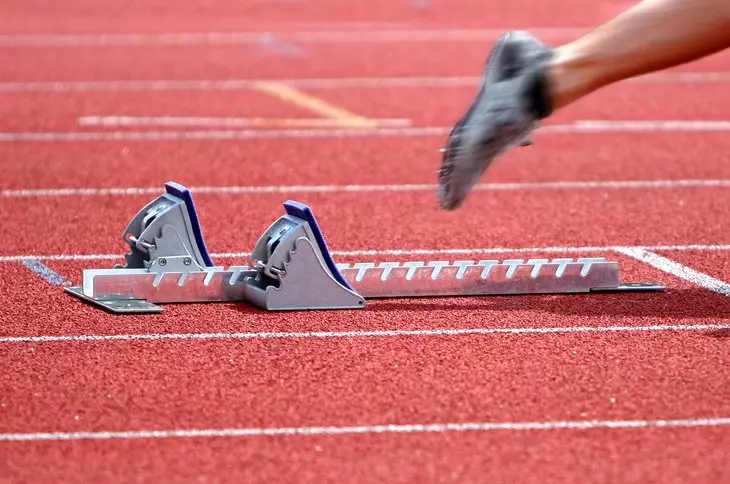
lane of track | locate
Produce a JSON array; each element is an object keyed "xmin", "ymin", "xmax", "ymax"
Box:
[
  {"xmin": 2, "ymin": 43, "xmax": 729, "ymax": 82},
  {"xmin": 2, "ymin": 132, "xmax": 730, "ymax": 190},
  {"xmin": 0, "ymin": 0, "xmax": 632, "ymax": 35},
  {"xmin": 3, "ymin": 82, "xmax": 730, "ymax": 131},
  {"xmin": 0, "ymin": 43, "xmax": 546, "ymax": 82},
  {"xmin": 0, "ymin": 90, "xmax": 325, "ymax": 132},
  {"xmin": 1, "ymin": 328, "xmax": 727, "ymax": 434},
  {"xmin": 304, "ymin": 82, "xmax": 730, "ymax": 125},
  {"xmin": 3, "ymin": 426, "xmax": 727, "ymax": 483},
  {"xmin": 1, "ymin": 188, "xmax": 727, "ymax": 256},
  {"xmin": 4, "ymin": 252, "xmax": 729, "ymax": 338}
]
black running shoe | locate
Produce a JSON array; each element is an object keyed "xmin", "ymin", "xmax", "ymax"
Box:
[{"xmin": 437, "ymin": 30, "xmax": 555, "ymax": 210}]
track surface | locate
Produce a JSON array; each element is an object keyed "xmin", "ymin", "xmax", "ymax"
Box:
[{"xmin": 1, "ymin": 1, "xmax": 729, "ymax": 483}]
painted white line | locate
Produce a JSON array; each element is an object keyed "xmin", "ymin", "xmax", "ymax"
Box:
[
  {"xmin": 634, "ymin": 72, "xmax": 730, "ymax": 83},
  {"xmin": 615, "ymin": 248, "xmax": 730, "ymax": 296},
  {"xmin": 0, "ymin": 76, "xmax": 478, "ymax": 92},
  {"xmin": 1, "ymin": 187, "xmax": 163, "ymax": 197},
  {"xmin": 0, "ymin": 126, "xmax": 449, "ymax": 142},
  {"xmin": 2, "ymin": 72, "xmax": 729, "ymax": 92},
  {"xmin": 2, "ymin": 243, "xmax": 730, "ymax": 264},
  {"xmin": 2, "ymin": 417, "xmax": 728, "ymax": 442},
  {"xmin": 4, "ymin": 120, "xmax": 730, "ymax": 142},
  {"xmin": 0, "ymin": 28, "xmax": 586, "ymax": 47},
  {"xmin": 336, "ymin": 244, "xmax": 730, "ymax": 258},
  {"xmin": 3, "ymin": 179, "xmax": 730, "ymax": 198},
  {"xmin": 0, "ymin": 253, "xmax": 123, "ymax": 263},
  {"xmin": 2, "ymin": 324, "xmax": 728, "ymax": 345},
  {"xmin": 567, "ymin": 120, "xmax": 730, "ymax": 132},
  {"xmin": 76, "ymin": 116, "xmax": 412, "ymax": 128},
  {"xmin": 17, "ymin": 258, "xmax": 71, "ymax": 287}
]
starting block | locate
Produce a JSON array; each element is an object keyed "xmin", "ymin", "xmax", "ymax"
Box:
[{"xmin": 64, "ymin": 181, "xmax": 664, "ymax": 314}]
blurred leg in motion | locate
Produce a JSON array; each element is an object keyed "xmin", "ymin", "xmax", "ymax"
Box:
[{"xmin": 437, "ymin": 0, "xmax": 730, "ymax": 210}]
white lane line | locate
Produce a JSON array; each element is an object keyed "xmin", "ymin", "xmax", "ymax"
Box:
[
  {"xmin": 0, "ymin": 253, "xmax": 123, "ymax": 263},
  {"xmin": 2, "ymin": 417, "xmax": 728, "ymax": 442},
  {"xmin": 567, "ymin": 120, "xmax": 730, "ymax": 132},
  {"xmin": 0, "ymin": 76, "xmax": 490, "ymax": 92},
  {"xmin": 17, "ymin": 258, "xmax": 71, "ymax": 287},
  {"xmin": 3, "ymin": 179, "xmax": 730, "ymax": 198},
  {"xmin": 2, "ymin": 72, "xmax": 729, "ymax": 92},
  {"xmin": 2, "ymin": 324, "xmax": 729, "ymax": 345},
  {"xmin": 0, "ymin": 28, "xmax": 586, "ymax": 47},
  {"xmin": 615, "ymin": 248, "xmax": 730, "ymax": 296},
  {"xmin": 2, "ymin": 243, "xmax": 730, "ymax": 264},
  {"xmin": 0, "ymin": 126, "xmax": 448, "ymax": 141},
  {"xmin": 76, "ymin": 116, "xmax": 412, "ymax": 128},
  {"xmin": 3, "ymin": 121, "xmax": 730, "ymax": 142}
]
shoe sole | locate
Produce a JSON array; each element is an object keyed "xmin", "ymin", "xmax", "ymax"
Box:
[{"xmin": 438, "ymin": 31, "xmax": 545, "ymax": 210}]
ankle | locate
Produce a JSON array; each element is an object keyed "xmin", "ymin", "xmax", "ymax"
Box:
[{"xmin": 545, "ymin": 45, "xmax": 606, "ymax": 110}]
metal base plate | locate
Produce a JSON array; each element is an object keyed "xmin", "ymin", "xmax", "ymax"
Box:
[
  {"xmin": 64, "ymin": 286, "xmax": 164, "ymax": 314},
  {"xmin": 363, "ymin": 282, "xmax": 666, "ymax": 299},
  {"xmin": 590, "ymin": 282, "xmax": 666, "ymax": 293}
]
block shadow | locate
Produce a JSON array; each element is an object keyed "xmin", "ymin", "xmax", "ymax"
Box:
[{"xmin": 362, "ymin": 287, "xmax": 730, "ymax": 321}]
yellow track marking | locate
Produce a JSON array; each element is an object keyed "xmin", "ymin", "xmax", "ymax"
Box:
[{"xmin": 254, "ymin": 81, "xmax": 379, "ymax": 127}]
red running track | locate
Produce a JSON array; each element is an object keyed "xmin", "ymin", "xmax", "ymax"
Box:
[
  {"xmin": 3, "ymin": 132, "xmax": 730, "ymax": 189},
  {"xmin": 2, "ymin": 40, "xmax": 730, "ymax": 82},
  {"xmin": 1, "ymin": 1, "xmax": 730, "ymax": 483},
  {"xmin": 3, "ymin": 82, "xmax": 730, "ymax": 131},
  {"xmin": 0, "ymin": 0, "xmax": 633, "ymax": 34}
]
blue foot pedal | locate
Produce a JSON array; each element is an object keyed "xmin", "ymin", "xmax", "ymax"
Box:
[{"xmin": 163, "ymin": 181, "xmax": 214, "ymax": 267}]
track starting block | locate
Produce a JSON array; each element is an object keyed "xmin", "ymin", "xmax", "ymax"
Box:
[{"xmin": 64, "ymin": 181, "xmax": 664, "ymax": 314}]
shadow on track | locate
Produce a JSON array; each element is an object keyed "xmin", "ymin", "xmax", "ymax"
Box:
[{"xmin": 361, "ymin": 287, "xmax": 730, "ymax": 321}]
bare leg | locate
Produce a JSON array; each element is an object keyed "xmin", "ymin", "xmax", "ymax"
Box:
[
  {"xmin": 549, "ymin": 0, "xmax": 730, "ymax": 109},
  {"xmin": 437, "ymin": 0, "xmax": 730, "ymax": 210}
]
